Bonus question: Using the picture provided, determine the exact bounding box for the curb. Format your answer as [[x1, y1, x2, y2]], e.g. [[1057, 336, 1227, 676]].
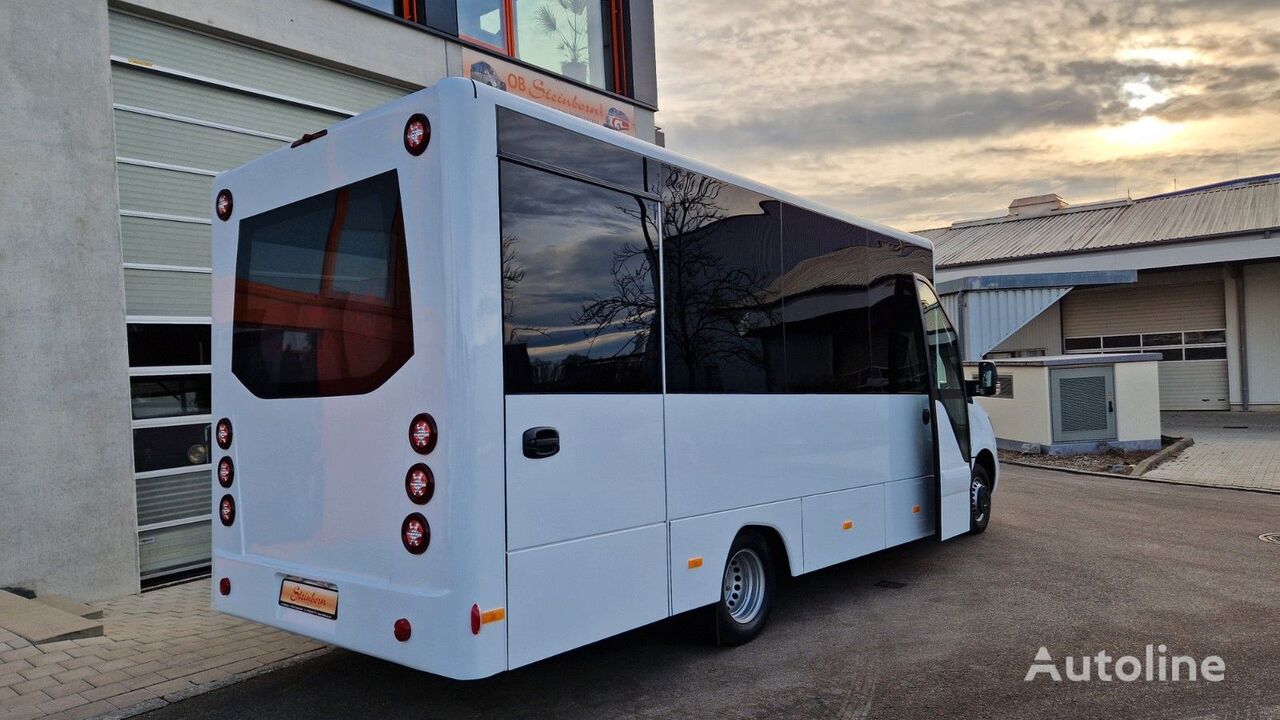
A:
[[1132, 437, 1194, 476], [1002, 458, 1280, 496], [101, 646, 333, 720]]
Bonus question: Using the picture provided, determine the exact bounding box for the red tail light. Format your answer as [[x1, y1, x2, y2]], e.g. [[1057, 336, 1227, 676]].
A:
[[219, 578, 231, 596], [215, 418, 233, 450], [215, 189, 233, 221], [217, 457, 234, 488], [470, 604, 481, 635], [405, 464, 435, 505], [219, 494, 236, 526], [408, 414, 437, 455], [394, 618, 412, 642], [404, 114, 430, 156], [401, 513, 429, 554]]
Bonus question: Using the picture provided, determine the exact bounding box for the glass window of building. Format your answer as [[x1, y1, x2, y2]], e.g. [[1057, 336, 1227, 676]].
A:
[[457, 0, 620, 91]]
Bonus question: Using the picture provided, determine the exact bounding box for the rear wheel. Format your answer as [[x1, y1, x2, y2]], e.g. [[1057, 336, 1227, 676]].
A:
[[715, 531, 775, 645], [969, 465, 993, 534]]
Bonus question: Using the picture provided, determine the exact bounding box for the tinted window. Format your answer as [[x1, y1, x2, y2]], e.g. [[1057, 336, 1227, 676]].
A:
[[1064, 337, 1100, 351], [661, 166, 783, 393], [778, 204, 871, 393], [130, 375, 211, 420], [233, 171, 413, 398], [498, 108, 645, 191], [866, 231, 932, 284], [134, 423, 210, 472], [500, 161, 661, 393], [1185, 330, 1226, 344], [127, 324, 211, 367], [868, 276, 930, 394], [1142, 332, 1182, 347], [917, 279, 970, 459]]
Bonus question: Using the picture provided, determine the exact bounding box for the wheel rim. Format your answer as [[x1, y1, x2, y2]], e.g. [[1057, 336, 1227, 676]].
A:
[[722, 548, 766, 624], [971, 478, 991, 525]]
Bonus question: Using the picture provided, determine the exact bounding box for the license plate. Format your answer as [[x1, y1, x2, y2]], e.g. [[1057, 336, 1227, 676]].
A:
[[278, 577, 338, 619]]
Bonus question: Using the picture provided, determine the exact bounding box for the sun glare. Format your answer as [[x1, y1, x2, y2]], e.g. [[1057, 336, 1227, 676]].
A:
[[1123, 81, 1171, 111], [1096, 116, 1182, 149]]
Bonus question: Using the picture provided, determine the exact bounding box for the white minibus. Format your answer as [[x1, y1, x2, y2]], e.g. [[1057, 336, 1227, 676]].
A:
[[210, 78, 1001, 679]]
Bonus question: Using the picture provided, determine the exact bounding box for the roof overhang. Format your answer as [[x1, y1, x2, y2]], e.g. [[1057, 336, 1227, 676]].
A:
[[935, 269, 1137, 295]]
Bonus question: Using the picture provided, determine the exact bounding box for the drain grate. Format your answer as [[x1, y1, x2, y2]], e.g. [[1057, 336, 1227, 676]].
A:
[[874, 580, 906, 589], [1261, 533, 1280, 545]]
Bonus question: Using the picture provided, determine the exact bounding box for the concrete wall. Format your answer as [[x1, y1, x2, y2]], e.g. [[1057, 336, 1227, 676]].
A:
[[0, 1, 140, 601], [1114, 361, 1162, 442], [974, 366, 1053, 447]]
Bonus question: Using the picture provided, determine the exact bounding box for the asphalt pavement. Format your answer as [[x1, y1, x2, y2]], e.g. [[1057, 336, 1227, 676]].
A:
[[141, 465, 1280, 719]]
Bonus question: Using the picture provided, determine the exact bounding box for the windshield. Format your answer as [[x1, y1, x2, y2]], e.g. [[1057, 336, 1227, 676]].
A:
[[232, 170, 413, 399]]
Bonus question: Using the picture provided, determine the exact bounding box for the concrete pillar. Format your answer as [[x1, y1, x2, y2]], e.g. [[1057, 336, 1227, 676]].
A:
[[0, 1, 140, 600]]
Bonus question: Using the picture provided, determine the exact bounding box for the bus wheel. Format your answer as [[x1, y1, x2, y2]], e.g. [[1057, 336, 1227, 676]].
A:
[[969, 465, 993, 534], [715, 531, 775, 646]]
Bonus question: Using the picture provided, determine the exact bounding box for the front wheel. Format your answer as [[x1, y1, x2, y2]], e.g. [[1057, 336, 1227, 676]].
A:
[[969, 465, 993, 534], [715, 531, 775, 646]]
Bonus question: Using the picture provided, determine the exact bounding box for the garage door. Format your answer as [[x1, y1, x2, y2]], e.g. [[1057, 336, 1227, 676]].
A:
[[109, 10, 411, 582], [1061, 274, 1229, 411]]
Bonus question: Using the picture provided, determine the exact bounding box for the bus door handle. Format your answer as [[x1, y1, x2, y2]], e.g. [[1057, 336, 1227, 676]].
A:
[[922, 408, 932, 425], [522, 427, 560, 459]]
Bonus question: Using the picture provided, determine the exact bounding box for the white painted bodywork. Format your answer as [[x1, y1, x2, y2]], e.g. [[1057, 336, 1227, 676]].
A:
[[211, 78, 1000, 680]]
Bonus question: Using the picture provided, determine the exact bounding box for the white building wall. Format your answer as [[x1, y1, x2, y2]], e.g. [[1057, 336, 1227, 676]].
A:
[[1244, 262, 1280, 408]]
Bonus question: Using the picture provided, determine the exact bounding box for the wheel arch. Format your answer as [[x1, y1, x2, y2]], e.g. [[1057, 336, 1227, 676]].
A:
[[973, 448, 998, 493], [735, 523, 795, 579]]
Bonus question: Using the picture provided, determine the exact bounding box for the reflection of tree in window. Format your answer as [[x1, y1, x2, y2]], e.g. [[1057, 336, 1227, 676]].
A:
[[661, 168, 783, 393]]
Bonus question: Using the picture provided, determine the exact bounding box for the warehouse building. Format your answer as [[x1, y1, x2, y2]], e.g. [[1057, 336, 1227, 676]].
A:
[[2, 0, 657, 600], [919, 174, 1280, 415]]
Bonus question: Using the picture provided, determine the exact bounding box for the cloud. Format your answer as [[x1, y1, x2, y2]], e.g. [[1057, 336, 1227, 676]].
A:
[[653, 0, 1280, 229]]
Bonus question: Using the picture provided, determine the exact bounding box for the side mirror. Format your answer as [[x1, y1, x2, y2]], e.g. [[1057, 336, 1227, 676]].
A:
[[975, 361, 998, 397]]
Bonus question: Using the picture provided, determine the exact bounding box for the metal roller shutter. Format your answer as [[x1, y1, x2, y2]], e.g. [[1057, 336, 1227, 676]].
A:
[[109, 10, 411, 581], [1061, 274, 1228, 410]]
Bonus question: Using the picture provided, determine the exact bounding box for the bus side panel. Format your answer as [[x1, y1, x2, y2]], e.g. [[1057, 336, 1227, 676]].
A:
[[665, 395, 931, 520], [801, 485, 887, 573], [506, 523, 668, 669], [668, 500, 802, 615], [885, 476, 934, 546]]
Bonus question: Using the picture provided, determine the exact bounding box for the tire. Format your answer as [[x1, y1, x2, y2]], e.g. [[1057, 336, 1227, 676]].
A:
[[969, 464, 993, 534], [715, 531, 775, 646]]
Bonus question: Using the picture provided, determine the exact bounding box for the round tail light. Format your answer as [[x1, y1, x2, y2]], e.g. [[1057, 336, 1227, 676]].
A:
[[215, 189, 233, 221], [394, 618, 412, 642], [404, 114, 430, 156], [219, 494, 236, 526], [217, 457, 235, 488], [401, 513, 429, 554], [215, 418, 233, 450], [219, 578, 231, 596], [405, 464, 435, 505], [408, 414, 437, 455]]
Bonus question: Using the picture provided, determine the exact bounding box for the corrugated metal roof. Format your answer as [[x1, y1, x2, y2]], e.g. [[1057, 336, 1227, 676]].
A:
[[918, 177, 1280, 268]]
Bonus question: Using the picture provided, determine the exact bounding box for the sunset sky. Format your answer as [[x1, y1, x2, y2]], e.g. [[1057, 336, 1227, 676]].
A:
[[652, 0, 1280, 231]]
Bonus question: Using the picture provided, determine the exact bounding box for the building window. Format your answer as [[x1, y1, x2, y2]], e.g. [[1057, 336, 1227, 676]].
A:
[[458, 0, 622, 91], [1063, 329, 1227, 362], [995, 374, 1014, 399]]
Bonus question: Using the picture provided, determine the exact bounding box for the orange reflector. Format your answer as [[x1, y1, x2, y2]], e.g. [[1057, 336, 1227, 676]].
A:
[[912, 505, 921, 514], [842, 520, 854, 530], [481, 607, 505, 624], [687, 557, 703, 569]]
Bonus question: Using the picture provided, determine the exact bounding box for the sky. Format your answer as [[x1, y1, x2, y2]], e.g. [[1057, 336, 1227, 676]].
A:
[[652, 0, 1280, 231]]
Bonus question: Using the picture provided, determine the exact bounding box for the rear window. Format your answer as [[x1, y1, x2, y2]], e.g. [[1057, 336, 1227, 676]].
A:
[[232, 170, 413, 398]]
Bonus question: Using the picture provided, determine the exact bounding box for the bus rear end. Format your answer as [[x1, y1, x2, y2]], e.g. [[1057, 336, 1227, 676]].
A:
[[209, 81, 508, 679]]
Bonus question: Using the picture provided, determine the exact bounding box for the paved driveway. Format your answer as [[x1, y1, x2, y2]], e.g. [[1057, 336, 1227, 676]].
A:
[[1150, 412, 1280, 492], [141, 465, 1280, 720]]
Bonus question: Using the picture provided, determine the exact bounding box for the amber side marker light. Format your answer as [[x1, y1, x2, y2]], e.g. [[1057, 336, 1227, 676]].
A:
[[404, 113, 431, 156]]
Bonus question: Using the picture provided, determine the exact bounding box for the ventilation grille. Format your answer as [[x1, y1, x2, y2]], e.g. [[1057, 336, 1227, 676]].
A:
[[1059, 376, 1108, 432]]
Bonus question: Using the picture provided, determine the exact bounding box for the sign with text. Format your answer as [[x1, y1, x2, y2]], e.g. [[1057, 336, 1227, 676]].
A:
[[462, 50, 637, 136]]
